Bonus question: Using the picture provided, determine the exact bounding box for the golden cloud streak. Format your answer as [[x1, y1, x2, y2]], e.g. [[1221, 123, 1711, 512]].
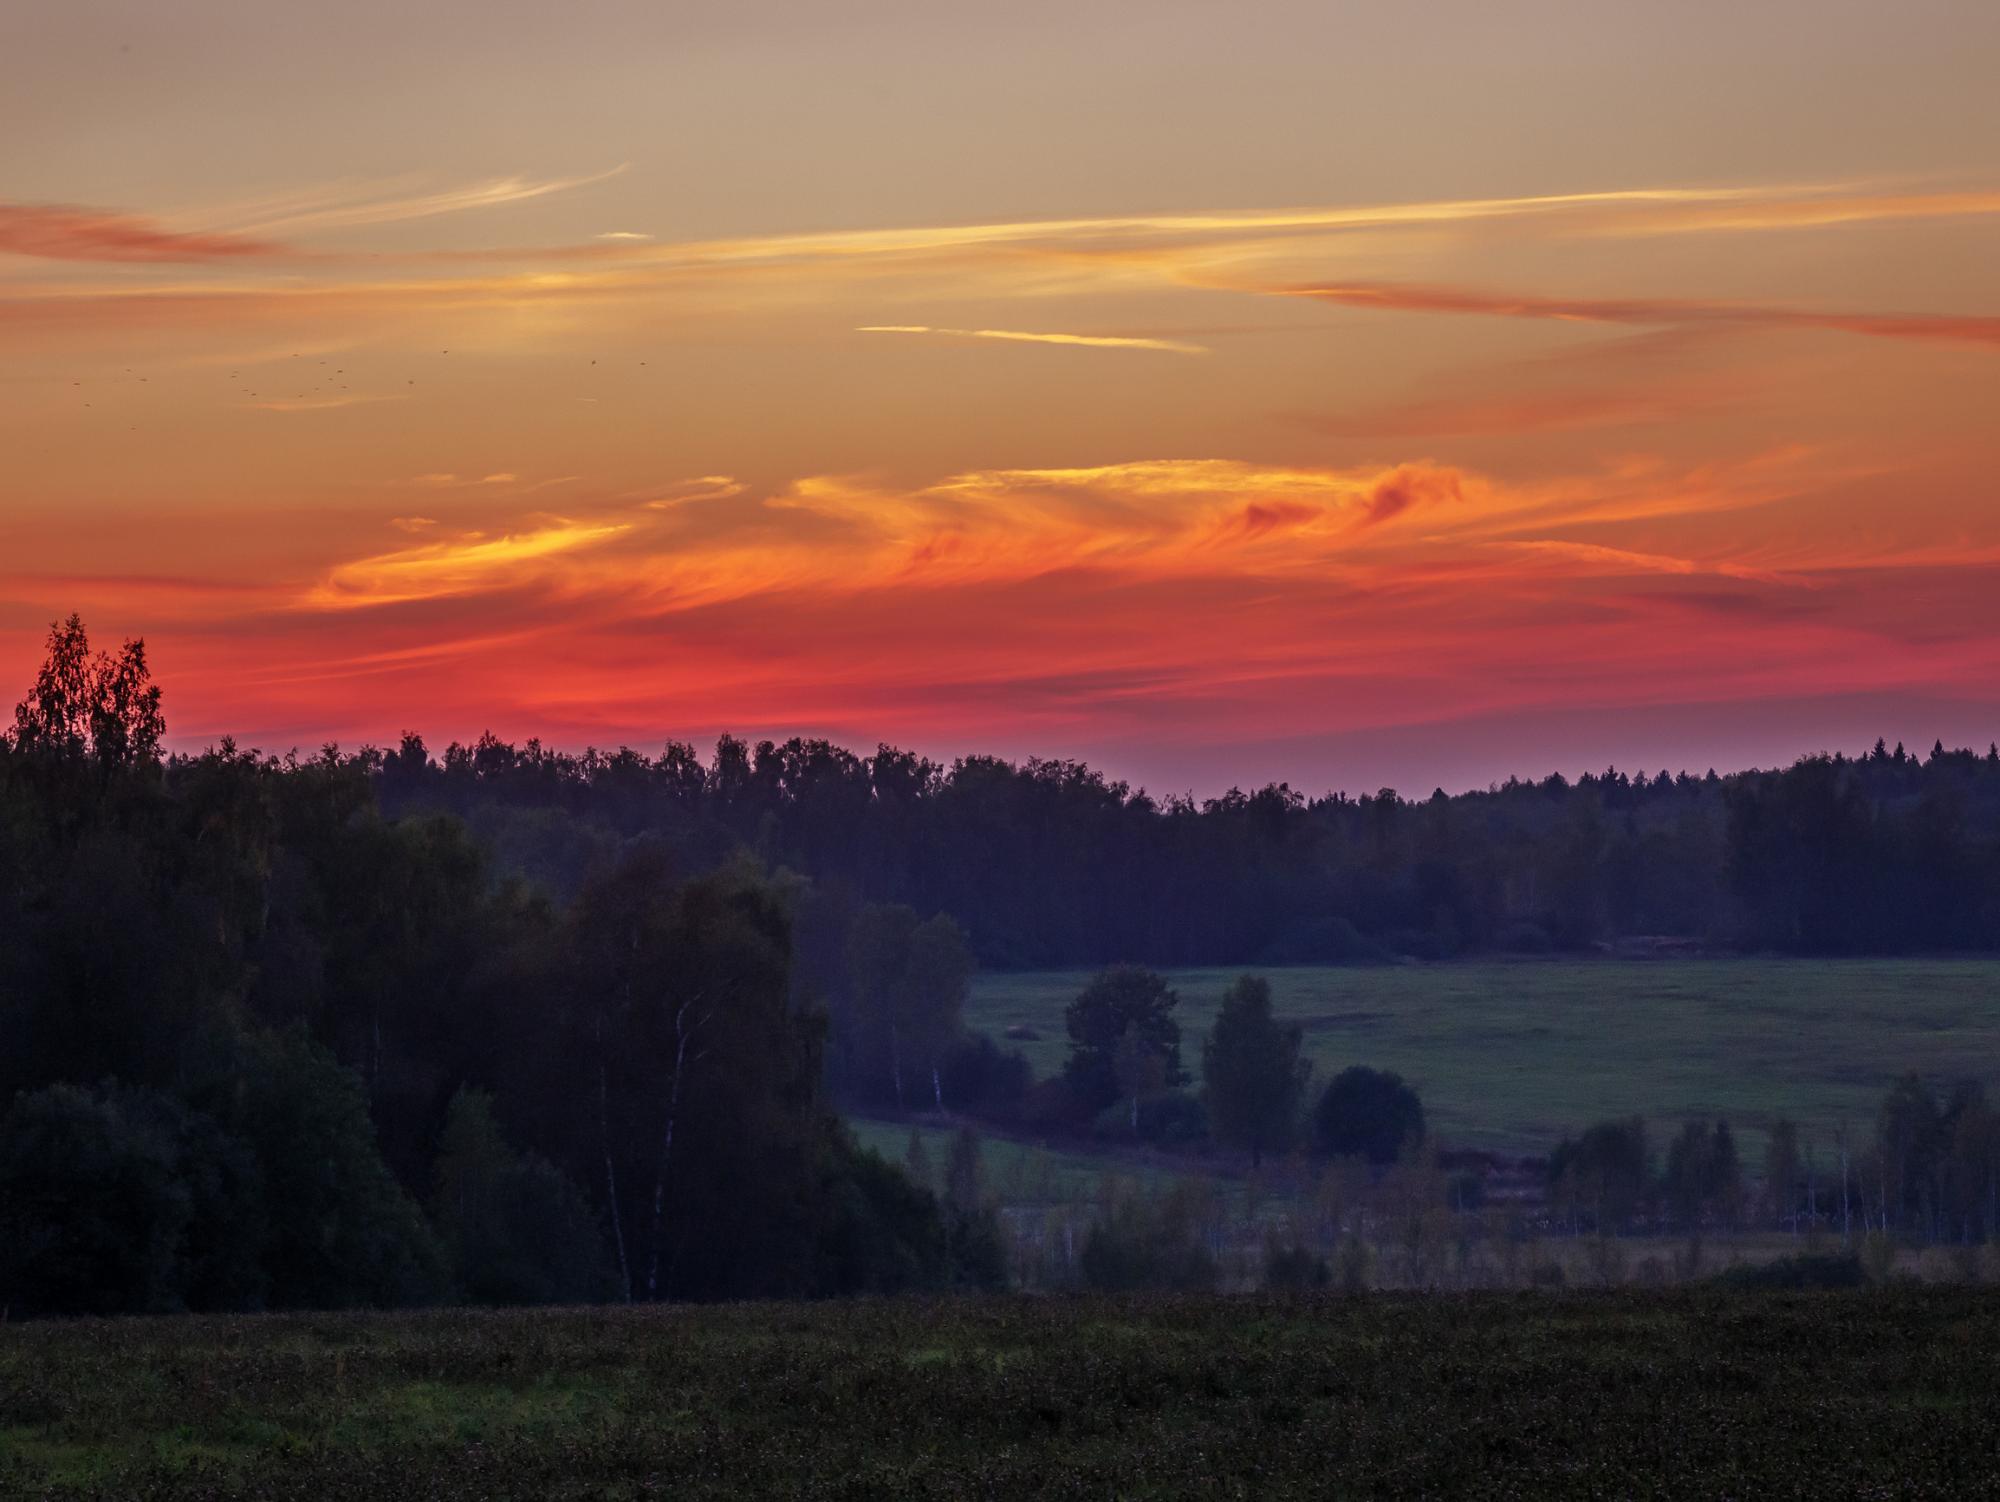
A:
[[291, 452, 1853, 621], [306, 519, 632, 608], [856, 324, 1206, 353]]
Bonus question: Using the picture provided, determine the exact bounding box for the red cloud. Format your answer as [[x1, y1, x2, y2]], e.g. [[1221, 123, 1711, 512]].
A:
[[0, 203, 283, 262], [1287, 281, 2000, 350], [1361, 464, 1465, 526]]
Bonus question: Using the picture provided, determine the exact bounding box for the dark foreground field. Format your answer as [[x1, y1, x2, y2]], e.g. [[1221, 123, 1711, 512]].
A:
[[5, 1292, 1999, 1499]]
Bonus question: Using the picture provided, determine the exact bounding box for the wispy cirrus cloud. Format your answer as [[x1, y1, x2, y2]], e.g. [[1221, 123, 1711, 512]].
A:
[[857, 324, 1206, 354], [1281, 280, 2000, 350], [223, 166, 629, 236], [245, 392, 408, 412], [396, 472, 521, 489]]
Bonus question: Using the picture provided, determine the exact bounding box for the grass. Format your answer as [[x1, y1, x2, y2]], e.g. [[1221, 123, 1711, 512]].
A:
[[4, 1291, 1999, 1496], [968, 957, 2000, 1154]]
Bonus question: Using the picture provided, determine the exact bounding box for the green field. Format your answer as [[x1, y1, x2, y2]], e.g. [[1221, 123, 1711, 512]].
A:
[[969, 958, 2000, 1154], [4, 1292, 1996, 1497]]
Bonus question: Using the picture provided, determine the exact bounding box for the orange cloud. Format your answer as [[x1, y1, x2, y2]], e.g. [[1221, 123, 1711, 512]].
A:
[[1282, 281, 2000, 350], [857, 325, 1207, 354], [0, 203, 284, 262]]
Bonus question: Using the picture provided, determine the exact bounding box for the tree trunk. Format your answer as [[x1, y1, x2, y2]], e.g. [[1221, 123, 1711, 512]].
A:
[[598, 1057, 631, 1302], [645, 995, 706, 1302]]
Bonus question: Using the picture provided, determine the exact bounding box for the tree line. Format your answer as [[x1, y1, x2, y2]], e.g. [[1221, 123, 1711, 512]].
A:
[[1546, 1072, 2000, 1247], [352, 724, 2000, 966], [8, 616, 2000, 1315], [0, 619, 1001, 1317]]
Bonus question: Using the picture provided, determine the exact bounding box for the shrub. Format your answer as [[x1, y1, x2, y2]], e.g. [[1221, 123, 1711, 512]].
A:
[[432, 1090, 617, 1306], [1496, 921, 1554, 954], [1020, 1076, 1093, 1134], [1259, 915, 1387, 965], [1079, 1196, 1218, 1293], [0, 1085, 192, 1317], [1312, 1067, 1425, 1165], [1712, 1252, 1868, 1290], [1264, 1241, 1330, 1291], [1090, 1091, 1208, 1146], [938, 1032, 1032, 1116]]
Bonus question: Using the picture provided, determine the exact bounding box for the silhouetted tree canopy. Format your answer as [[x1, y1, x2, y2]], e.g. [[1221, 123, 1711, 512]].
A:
[[1202, 975, 1309, 1166], [1311, 1066, 1425, 1165], [1063, 965, 1188, 1118]]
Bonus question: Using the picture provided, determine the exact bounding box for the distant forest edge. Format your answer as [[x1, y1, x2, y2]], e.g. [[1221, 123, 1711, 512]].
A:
[[337, 707, 1991, 966], [5, 615, 1999, 1317], [14, 620, 2000, 965]]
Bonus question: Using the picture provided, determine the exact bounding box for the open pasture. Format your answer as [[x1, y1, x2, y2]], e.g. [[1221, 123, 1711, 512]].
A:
[[968, 958, 2000, 1154], [4, 1291, 1997, 1498]]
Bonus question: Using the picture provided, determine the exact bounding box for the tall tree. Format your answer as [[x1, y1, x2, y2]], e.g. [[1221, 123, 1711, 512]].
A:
[[1063, 965, 1187, 1115], [11, 614, 163, 768], [1202, 975, 1309, 1166]]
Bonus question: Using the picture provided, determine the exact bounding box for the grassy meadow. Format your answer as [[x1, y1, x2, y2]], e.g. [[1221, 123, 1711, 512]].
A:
[[966, 958, 2000, 1155], [5, 1291, 1997, 1498]]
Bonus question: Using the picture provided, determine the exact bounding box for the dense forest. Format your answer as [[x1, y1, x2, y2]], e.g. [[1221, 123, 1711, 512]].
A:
[[6, 616, 2000, 1317], [0, 619, 1001, 1316], [358, 712, 2000, 966]]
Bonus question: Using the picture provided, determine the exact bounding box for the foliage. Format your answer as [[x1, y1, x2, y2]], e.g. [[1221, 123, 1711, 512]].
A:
[[1202, 974, 1309, 1165], [0, 621, 963, 1317], [1663, 1119, 1742, 1229], [1262, 1240, 1331, 1290], [430, 1090, 615, 1306], [1062, 965, 1188, 1117], [10, 614, 164, 770], [1710, 1252, 1869, 1290], [1078, 1192, 1219, 1293], [205, 1026, 448, 1310], [1311, 1066, 1425, 1165], [0, 1085, 205, 1317], [1548, 1117, 1651, 1233]]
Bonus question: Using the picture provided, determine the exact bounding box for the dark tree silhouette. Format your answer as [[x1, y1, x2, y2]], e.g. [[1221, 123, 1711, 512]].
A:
[[1311, 1066, 1425, 1165], [1202, 975, 1309, 1166]]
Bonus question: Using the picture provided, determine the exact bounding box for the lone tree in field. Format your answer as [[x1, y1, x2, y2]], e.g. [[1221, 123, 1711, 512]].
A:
[[1202, 975, 1310, 1167], [1311, 1066, 1424, 1166], [1063, 965, 1187, 1117]]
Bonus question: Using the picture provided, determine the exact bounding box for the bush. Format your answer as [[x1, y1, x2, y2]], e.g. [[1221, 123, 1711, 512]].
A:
[[938, 1032, 1032, 1116], [1384, 927, 1450, 962], [0, 1085, 193, 1317], [1258, 915, 1387, 965], [1264, 1241, 1330, 1291], [1312, 1067, 1425, 1165], [432, 1090, 617, 1306], [1080, 1195, 1218, 1293], [813, 1141, 949, 1295], [1711, 1252, 1869, 1290], [1090, 1090, 1210, 1148], [0, 1083, 267, 1319], [1496, 921, 1554, 955], [1020, 1075, 1094, 1134], [210, 1028, 447, 1310]]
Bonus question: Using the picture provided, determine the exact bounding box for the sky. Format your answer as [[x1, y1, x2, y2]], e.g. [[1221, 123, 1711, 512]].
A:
[[4, 0, 1999, 796]]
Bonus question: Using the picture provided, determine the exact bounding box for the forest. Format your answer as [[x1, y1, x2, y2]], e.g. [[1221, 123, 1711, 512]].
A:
[[364, 704, 2000, 968], [4, 616, 1999, 1319]]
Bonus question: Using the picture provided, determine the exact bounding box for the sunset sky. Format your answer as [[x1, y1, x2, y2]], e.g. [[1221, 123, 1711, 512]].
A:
[[5, 1, 2000, 794]]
